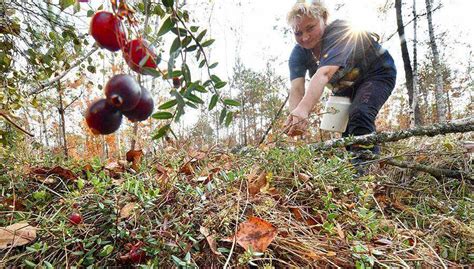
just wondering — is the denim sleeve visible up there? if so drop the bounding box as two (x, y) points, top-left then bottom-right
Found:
(289, 45), (307, 81)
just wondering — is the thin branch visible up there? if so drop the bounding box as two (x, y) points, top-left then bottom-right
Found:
(30, 47), (99, 95)
(0, 111), (34, 137)
(63, 90), (84, 111)
(259, 93), (289, 145)
(384, 3), (442, 42)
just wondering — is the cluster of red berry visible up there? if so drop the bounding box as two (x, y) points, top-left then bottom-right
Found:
(85, 11), (156, 135)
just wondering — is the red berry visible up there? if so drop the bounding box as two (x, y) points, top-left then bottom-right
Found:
(90, 11), (126, 52)
(123, 39), (159, 74)
(85, 99), (123, 135)
(68, 213), (83, 225)
(172, 77), (181, 88)
(129, 248), (146, 264)
(123, 87), (154, 122)
(105, 74), (142, 111)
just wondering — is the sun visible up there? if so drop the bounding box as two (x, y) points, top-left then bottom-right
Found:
(343, 3), (379, 34)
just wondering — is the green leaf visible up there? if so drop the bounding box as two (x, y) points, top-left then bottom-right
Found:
(201, 39), (215, 47)
(185, 45), (197, 52)
(59, 0), (75, 10)
(209, 62), (218, 69)
(170, 37), (181, 55)
(152, 124), (171, 140)
(194, 84), (207, 93)
(158, 99), (178, 109)
(143, 67), (162, 77)
(181, 36), (192, 47)
(196, 29), (207, 42)
(210, 75), (222, 83)
(198, 60), (206, 68)
(168, 50), (180, 78)
(43, 261), (54, 269)
(185, 93), (204, 104)
(215, 81), (227, 89)
(152, 112), (174, 119)
(223, 99), (240, 106)
(153, 5), (165, 16)
(158, 16), (174, 36)
(219, 108), (227, 125)
(87, 65), (96, 73)
(162, 0), (174, 8)
(181, 63), (191, 84)
(99, 245), (114, 257)
(190, 26), (199, 32)
(225, 111), (234, 127)
(208, 94), (218, 111)
(171, 27), (187, 36)
(185, 101), (198, 109)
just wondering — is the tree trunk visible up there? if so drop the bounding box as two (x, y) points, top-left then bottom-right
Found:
(395, 0), (418, 126)
(130, 122), (138, 150)
(412, 0), (422, 126)
(40, 110), (49, 147)
(425, 0), (447, 122)
(57, 82), (68, 158)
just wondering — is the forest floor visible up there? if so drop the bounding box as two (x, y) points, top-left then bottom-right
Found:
(1, 134), (473, 268)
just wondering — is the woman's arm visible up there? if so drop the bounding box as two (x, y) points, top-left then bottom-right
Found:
(292, 65), (339, 118)
(285, 65), (339, 136)
(288, 77), (305, 112)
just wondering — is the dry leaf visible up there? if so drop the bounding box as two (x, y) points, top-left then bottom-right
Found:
(199, 226), (222, 256)
(297, 173), (311, 182)
(289, 207), (304, 221)
(0, 222), (37, 249)
(126, 149), (143, 171)
(120, 203), (138, 219)
(336, 223), (345, 239)
(30, 166), (77, 183)
(248, 172), (268, 196)
(235, 216), (277, 252)
(374, 237), (393, 246)
(179, 162), (194, 176)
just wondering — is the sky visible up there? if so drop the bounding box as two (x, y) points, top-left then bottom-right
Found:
(186, 0), (474, 85)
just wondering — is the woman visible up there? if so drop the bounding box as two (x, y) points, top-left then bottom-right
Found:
(285, 1), (396, 159)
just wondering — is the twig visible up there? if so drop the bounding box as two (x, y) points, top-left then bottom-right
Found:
(258, 93), (289, 145)
(396, 218), (447, 269)
(0, 110), (34, 137)
(223, 178), (249, 268)
(30, 47), (99, 95)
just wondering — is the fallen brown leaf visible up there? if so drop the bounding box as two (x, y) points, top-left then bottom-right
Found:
(120, 203), (139, 219)
(199, 226), (222, 256)
(235, 216), (277, 253)
(126, 149), (143, 171)
(0, 222), (37, 249)
(248, 171), (268, 196)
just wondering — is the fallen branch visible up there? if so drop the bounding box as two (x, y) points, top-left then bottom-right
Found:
(381, 157), (473, 182)
(311, 117), (474, 151)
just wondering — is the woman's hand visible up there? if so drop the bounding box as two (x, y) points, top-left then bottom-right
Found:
(284, 107), (309, 136)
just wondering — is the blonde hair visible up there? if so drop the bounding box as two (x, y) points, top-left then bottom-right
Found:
(287, 0), (329, 29)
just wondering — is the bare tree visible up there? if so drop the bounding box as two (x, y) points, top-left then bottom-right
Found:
(425, 0), (447, 122)
(412, 0), (421, 126)
(395, 0), (421, 126)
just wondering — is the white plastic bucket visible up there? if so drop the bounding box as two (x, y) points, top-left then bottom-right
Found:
(320, 96), (351, 133)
